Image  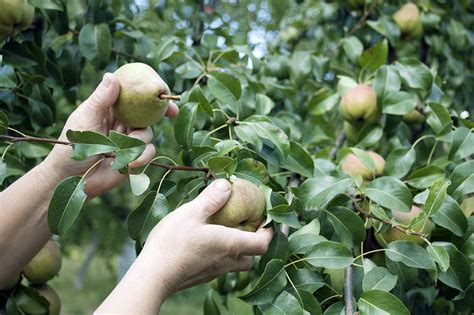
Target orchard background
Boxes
[1,0,474,314]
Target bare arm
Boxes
[0,73,178,288]
[96,179,273,314]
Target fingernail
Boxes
[214,179,230,192]
[102,73,111,88]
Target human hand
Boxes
[140,179,273,297]
[42,73,179,198]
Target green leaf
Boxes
[423,179,449,217]
[325,206,366,247]
[0,160,7,186]
[258,290,305,315]
[438,243,471,291]
[294,176,352,210]
[237,119,290,157]
[28,0,63,10]
[286,269,325,294]
[208,71,241,112]
[282,141,315,178]
[259,231,289,273]
[48,176,87,235]
[382,91,417,115]
[256,93,275,115]
[431,195,467,237]
[305,241,353,269]
[373,65,401,102]
[288,234,326,255]
[127,192,169,244]
[384,147,415,178]
[427,242,450,273]
[358,290,410,315]
[359,39,388,75]
[448,160,474,197]
[240,259,287,305]
[0,65,17,88]
[0,111,8,133]
[203,291,221,315]
[342,36,363,63]
[189,85,213,116]
[396,58,433,97]
[308,90,339,116]
[364,177,412,212]
[386,241,435,269]
[426,103,452,136]
[406,165,445,190]
[108,131,146,170]
[78,23,112,65]
[129,173,150,196]
[362,267,398,292]
[66,130,117,160]
[174,102,198,151]
[449,127,474,161]
[267,205,301,228]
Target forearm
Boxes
[0,159,63,286]
[95,251,169,315]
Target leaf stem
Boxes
[344,266,354,315]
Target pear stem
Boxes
[159,94,181,101]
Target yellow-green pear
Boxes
[30,284,61,315]
[376,206,434,246]
[23,240,62,285]
[208,178,265,232]
[341,151,385,180]
[0,0,35,37]
[339,84,378,123]
[393,3,423,39]
[403,109,425,124]
[112,63,171,128]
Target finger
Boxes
[81,73,120,124]
[165,102,179,117]
[129,144,156,169]
[186,179,231,221]
[222,227,273,257]
[128,127,154,144]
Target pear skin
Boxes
[0,0,35,36]
[31,284,61,315]
[208,179,265,232]
[339,84,378,123]
[23,240,62,285]
[112,63,170,128]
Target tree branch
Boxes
[330,132,346,160]
[0,134,208,174]
[344,266,354,315]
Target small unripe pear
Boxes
[343,121,360,143]
[341,151,385,180]
[339,84,378,123]
[207,179,265,232]
[0,0,35,37]
[112,63,171,128]
[403,109,425,124]
[376,206,434,246]
[23,240,62,285]
[31,284,61,315]
[393,3,423,39]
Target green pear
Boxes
[207,178,265,232]
[376,206,434,246]
[339,84,378,123]
[112,63,171,128]
[341,151,385,180]
[393,3,423,39]
[403,109,425,124]
[30,284,61,315]
[23,240,62,285]
[0,0,35,37]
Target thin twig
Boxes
[0,134,208,174]
[344,266,354,315]
[330,132,346,160]
[331,1,378,57]
[159,94,181,101]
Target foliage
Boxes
[1,0,474,314]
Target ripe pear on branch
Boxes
[0,0,35,37]
[393,3,423,39]
[207,178,265,232]
[112,62,175,128]
[341,151,385,180]
[22,240,62,285]
[30,284,61,315]
[339,84,378,124]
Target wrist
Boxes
[38,156,68,186]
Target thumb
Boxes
[189,179,231,221]
[82,73,120,120]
